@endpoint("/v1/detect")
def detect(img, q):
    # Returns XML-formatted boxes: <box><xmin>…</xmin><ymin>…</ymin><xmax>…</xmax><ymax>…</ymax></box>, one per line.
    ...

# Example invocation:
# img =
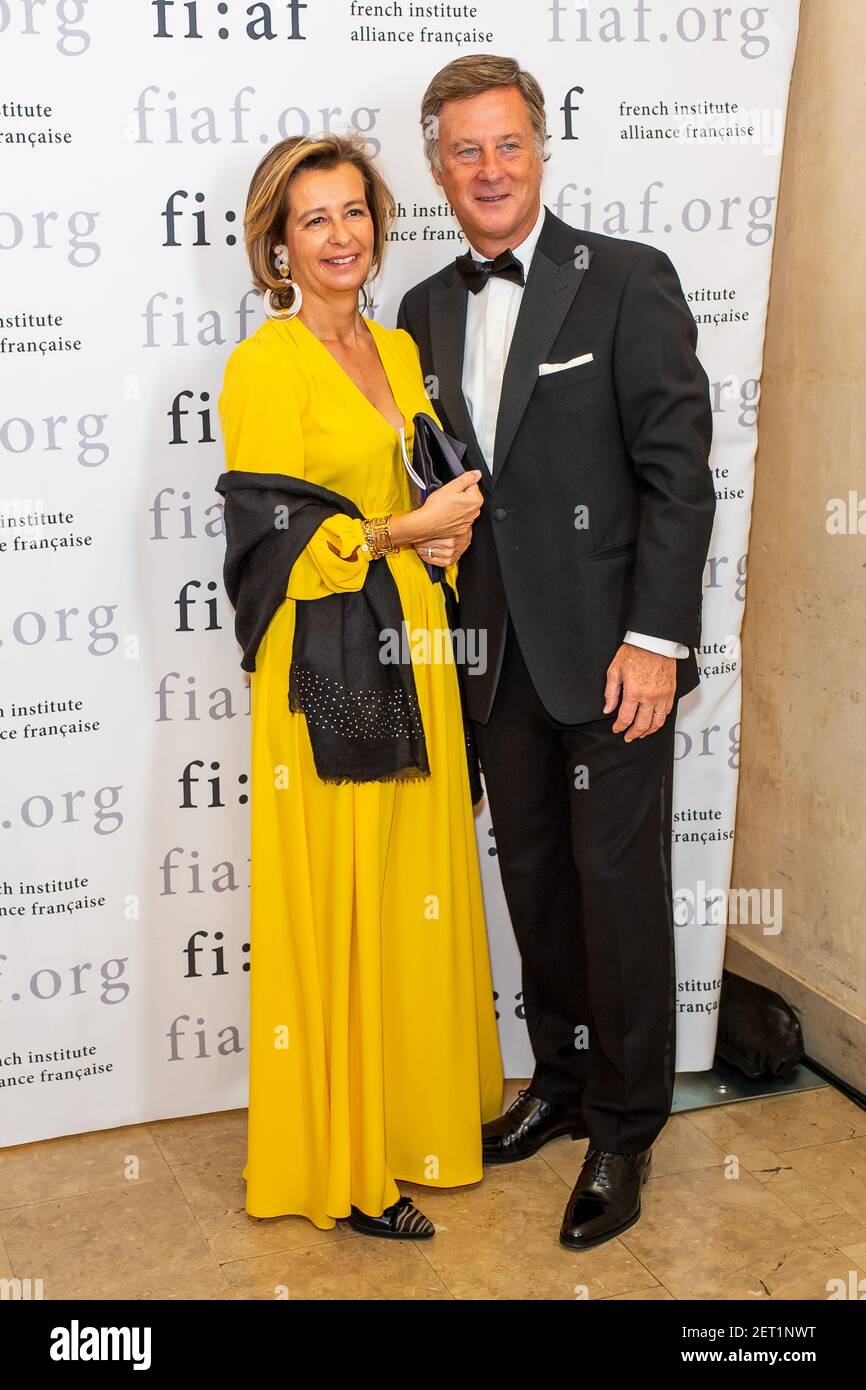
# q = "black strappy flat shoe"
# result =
<box><xmin>347</xmin><ymin>1194</ymin><xmax>435</xmax><ymax>1239</ymax></box>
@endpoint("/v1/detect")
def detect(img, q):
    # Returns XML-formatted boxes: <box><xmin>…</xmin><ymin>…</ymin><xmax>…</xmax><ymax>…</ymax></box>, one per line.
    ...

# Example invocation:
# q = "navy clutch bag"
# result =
<box><xmin>403</xmin><ymin>412</ymin><xmax>470</xmax><ymax>582</ymax></box>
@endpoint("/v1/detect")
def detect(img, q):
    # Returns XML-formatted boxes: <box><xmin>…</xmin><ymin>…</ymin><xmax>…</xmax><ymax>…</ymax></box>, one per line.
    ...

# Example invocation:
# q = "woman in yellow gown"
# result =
<box><xmin>217</xmin><ymin>133</ymin><xmax>504</xmax><ymax>1235</ymax></box>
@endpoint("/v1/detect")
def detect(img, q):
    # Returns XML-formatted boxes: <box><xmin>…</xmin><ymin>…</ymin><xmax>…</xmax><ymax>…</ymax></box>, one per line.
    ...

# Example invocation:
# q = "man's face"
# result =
<box><xmin>431</xmin><ymin>85</ymin><xmax>544</xmax><ymax>257</ymax></box>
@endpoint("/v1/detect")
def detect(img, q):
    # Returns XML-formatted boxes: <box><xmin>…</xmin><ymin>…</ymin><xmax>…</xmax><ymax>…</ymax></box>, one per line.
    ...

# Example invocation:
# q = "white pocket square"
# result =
<box><xmin>538</xmin><ymin>352</ymin><xmax>594</xmax><ymax>376</ymax></box>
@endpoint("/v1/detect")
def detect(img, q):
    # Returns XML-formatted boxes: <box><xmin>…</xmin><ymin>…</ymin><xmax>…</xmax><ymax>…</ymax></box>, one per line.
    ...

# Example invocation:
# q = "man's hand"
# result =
<box><xmin>413</xmin><ymin>525</ymin><xmax>473</xmax><ymax>568</ymax></box>
<box><xmin>604</xmin><ymin>643</ymin><xmax>677</xmax><ymax>742</ymax></box>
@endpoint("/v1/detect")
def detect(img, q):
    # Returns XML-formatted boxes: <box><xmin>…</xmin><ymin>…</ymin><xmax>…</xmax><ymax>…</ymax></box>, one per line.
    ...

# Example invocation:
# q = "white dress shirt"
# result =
<box><xmin>460</xmin><ymin>202</ymin><xmax>688</xmax><ymax>661</ymax></box>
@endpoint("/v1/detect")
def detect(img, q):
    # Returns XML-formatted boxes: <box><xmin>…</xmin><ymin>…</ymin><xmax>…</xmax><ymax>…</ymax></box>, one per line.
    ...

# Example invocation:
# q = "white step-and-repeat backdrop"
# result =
<box><xmin>1</xmin><ymin>1</ymin><xmax>800</xmax><ymax>1144</ymax></box>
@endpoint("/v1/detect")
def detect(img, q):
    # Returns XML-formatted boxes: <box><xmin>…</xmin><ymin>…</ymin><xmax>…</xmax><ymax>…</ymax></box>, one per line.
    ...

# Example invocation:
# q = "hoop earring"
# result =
<box><xmin>358</xmin><ymin>284</ymin><xmax>370</xmax><ymax>315</ymax></box>
<box><xmin>264</xmin><ymin>279</ymin><xmax>303</xmax><ymax>320</ymax></box>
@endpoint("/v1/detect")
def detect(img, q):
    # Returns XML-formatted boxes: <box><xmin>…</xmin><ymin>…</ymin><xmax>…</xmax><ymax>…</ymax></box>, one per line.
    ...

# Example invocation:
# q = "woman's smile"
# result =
<box><xmin>320</xmin><ymin>251</ymin><xmax>362</xmax><ymax>268</ymax></box>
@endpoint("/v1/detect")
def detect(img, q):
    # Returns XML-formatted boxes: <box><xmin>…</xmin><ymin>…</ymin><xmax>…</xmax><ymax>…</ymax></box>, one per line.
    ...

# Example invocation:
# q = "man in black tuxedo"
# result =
<box><xmin>397</xmin><ymin>54</ymin><xmax>715</xmax><ymax>1251</ymax></box>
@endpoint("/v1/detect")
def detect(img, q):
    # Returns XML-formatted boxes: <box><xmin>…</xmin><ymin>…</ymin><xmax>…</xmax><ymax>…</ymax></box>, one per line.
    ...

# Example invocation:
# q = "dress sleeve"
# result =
<box><xmin>286</xmin><ymin>512</ymin><xmax>371</xmax><ymax>600</ymax></box>
<box><xmin>217</xmin><ymin>334</ymin><xmax>373</xmax><ymax>600</ymax></box>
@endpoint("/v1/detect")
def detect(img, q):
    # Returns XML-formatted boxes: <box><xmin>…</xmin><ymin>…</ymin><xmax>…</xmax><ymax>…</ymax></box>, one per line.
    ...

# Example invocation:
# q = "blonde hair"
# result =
<box><xmin>420</xmin><ymin>54</ymin><xmax>549</xmax><ymax>170</ymax></box>
<box><xmin>243</xmin><ymin>133</ymin><xmax>396</xmax><ymax>314</ymax></box>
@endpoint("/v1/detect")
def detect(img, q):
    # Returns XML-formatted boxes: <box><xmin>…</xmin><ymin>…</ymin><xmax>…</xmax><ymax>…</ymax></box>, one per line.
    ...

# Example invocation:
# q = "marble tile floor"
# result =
<box><xmin>2</xmin><ymin>1081</ymin><xmax>865</xmax><ymax>1301</ymax></box>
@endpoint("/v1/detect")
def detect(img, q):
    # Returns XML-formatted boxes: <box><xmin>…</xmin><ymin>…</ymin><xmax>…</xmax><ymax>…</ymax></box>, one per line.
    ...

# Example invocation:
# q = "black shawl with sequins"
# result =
<box><xmin>215</xmin><ymin>469</ymin><xmax>482</xmax><ymax>802</ymax></box>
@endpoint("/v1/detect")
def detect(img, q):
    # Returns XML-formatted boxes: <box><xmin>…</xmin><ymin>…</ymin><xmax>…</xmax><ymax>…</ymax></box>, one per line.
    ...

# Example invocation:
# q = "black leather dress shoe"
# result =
<box><xmin>559</xmin><ymin>1145</ymin><xmax>653</xmax><ymax>1251</ymax></box>
<box><xmin>482</xmin><ymin>1088</ymin><xmax>587</xmax><ymax>1164</ymax></box>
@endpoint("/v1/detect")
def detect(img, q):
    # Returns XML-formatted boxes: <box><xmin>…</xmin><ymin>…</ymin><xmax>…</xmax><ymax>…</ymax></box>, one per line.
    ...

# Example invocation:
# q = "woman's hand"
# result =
<box><xmin>386</xmin><ymin>472</ymin><xmax>484</xmax><ymax>550</ymax></box>
<box><xmin>419</xmin><ymin>473</ymin><xmax>484</xmax><ymax>540</ymax></box>
<box><xmin>414</xmin><ymin>526</ymin><xmax>472</xmax><ymax>568</ymax></box>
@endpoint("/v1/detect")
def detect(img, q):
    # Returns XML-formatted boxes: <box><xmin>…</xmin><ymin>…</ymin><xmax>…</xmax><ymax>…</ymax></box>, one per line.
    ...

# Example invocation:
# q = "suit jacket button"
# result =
<box><xmin>493</xmin><ymin>507</ymin><xmax>508</xmax><ymax>521</ymax></box>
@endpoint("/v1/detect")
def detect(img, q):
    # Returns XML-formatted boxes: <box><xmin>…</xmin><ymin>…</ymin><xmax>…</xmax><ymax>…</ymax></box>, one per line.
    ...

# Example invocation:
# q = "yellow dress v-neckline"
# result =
<box><xmin>290</xmin><ymin>314</ymin><xmax>408</xmax><ymax>440</ymax></box>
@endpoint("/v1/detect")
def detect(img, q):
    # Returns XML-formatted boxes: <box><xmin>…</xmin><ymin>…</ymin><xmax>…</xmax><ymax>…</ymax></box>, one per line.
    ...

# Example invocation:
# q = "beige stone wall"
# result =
<box><xmin>726</xmin><ymin>0</ymin><xmax>865</xmax><ymax>1087</ymax></box>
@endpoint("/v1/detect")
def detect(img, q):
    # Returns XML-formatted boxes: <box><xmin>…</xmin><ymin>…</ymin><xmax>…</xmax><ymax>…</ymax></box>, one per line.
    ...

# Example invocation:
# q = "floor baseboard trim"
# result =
<box><xmin>802</xmin><ymin>1054</ymin><xmax>866</xmax><ymax>1112</ymax></box>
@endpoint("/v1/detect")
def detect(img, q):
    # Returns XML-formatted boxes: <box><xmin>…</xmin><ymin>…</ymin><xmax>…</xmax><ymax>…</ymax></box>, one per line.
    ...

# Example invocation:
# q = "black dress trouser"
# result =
<box><xmin>470</xmin><ymin>612</ymin><xmax>678</xmax><ymax>1154</ymax></box>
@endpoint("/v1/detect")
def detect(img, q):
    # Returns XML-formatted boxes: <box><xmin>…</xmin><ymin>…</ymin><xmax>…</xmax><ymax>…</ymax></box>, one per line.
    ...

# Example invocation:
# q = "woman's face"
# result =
<box><xmin>278</xmin><ymin>161</ymin><xmax>375</xmax><ymax>302</ymax></box>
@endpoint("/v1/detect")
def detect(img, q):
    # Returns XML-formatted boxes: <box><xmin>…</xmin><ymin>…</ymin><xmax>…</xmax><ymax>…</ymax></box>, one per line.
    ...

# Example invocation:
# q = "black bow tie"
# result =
<box><xmin>454</xmin><ymin>248</ymin><xmax>526</xmax><ymax>294</ymax></box>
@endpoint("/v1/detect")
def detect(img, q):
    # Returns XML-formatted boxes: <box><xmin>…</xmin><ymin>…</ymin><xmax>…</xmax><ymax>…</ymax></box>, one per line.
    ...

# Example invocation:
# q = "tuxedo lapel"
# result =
<box><xmin>491</xmin><ymin>210</ymin><xmax>594</xmax><ymax>488</ymax></box>
<box><xmin>428</xmin><ymin>271</ymin><xmax>490</xmax><ymax>492</ymax></box>
<box><xmin>425</xmin><ymin>208</ymin><xmax>594</xmax><ymax>494</ymax></box>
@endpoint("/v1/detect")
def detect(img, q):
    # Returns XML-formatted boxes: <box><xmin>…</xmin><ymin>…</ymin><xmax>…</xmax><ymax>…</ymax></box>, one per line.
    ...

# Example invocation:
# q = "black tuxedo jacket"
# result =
<box><xmin>397</xmin><ymin>206</ymin><xmax>716</xmax><ymax>726</ymax></box>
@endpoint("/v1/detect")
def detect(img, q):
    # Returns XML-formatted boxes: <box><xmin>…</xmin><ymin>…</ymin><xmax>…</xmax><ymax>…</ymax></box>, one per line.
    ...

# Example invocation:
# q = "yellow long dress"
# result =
<box><xmin>217</xmin><ymin>312</ymin><xmax>504</xmax><ymax>1228</ymax></box>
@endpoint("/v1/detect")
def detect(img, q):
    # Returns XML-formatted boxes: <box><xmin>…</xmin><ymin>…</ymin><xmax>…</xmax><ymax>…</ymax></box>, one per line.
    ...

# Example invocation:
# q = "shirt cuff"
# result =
<box><xmin>624</xmin><ymin>630</ymin><xmax>690</xmax><ymax>659</ymax></box>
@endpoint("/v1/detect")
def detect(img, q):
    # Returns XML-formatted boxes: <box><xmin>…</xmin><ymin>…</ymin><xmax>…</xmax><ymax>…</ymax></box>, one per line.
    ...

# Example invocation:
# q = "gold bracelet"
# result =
<box><xmin>360</xmin><ymin>517</ymin><xmax>379</xmax><ymax>557</ymax></box>
<box><xmin>361</xmin><ymin>514</ymin><xmax>399</xmax><ymax>559</ymax></box>
<box><xmin>374</xmin><ymin>516</ymin><xmax>398</xmax><ymax>555</ymax></box>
